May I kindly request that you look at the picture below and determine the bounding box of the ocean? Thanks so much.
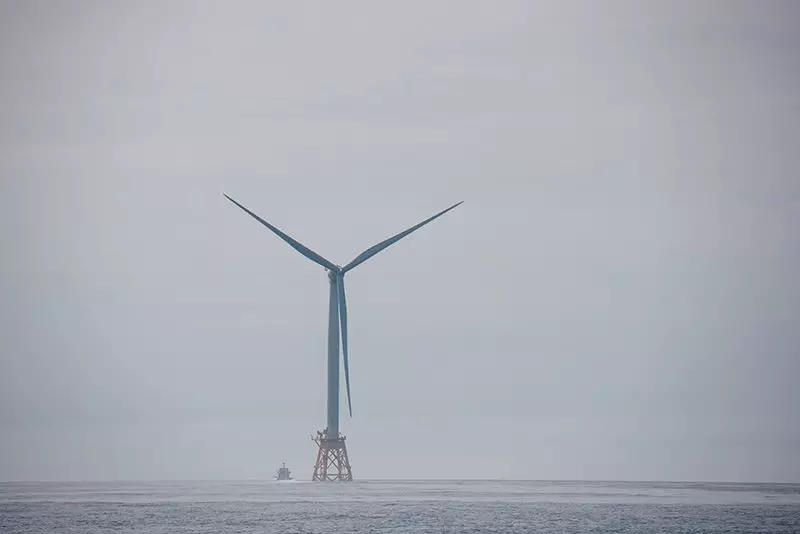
[1,480,799,533]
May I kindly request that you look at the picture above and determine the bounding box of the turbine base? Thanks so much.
[311,429,353,482]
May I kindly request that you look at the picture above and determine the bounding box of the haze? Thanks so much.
[1,1,798,482]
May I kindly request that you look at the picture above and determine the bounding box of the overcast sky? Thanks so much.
[1,1,798,482]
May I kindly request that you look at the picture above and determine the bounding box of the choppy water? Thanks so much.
[2,480,799,533]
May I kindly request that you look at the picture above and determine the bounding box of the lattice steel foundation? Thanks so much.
[311,429,353,482]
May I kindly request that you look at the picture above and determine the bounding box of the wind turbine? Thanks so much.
[224,194,462,481]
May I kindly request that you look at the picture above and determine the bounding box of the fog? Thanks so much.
[1,1,798,482]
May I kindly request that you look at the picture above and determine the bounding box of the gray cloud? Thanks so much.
[1,0,798,482]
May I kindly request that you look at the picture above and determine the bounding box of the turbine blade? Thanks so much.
[224,194,338,271]
[337,274,353,417]
[342,201,463,273]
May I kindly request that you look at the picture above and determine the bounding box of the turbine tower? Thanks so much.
[224,194,462,481]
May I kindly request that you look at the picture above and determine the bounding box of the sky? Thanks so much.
[1,0,798,482]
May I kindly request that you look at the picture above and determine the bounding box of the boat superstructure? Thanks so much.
[275,462,293,481]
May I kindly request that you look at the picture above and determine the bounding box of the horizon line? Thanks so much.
[2,477,798,485]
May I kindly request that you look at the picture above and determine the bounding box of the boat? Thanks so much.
[275,462,293,481]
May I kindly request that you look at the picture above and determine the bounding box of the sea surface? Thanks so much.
[1,480,799,533]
